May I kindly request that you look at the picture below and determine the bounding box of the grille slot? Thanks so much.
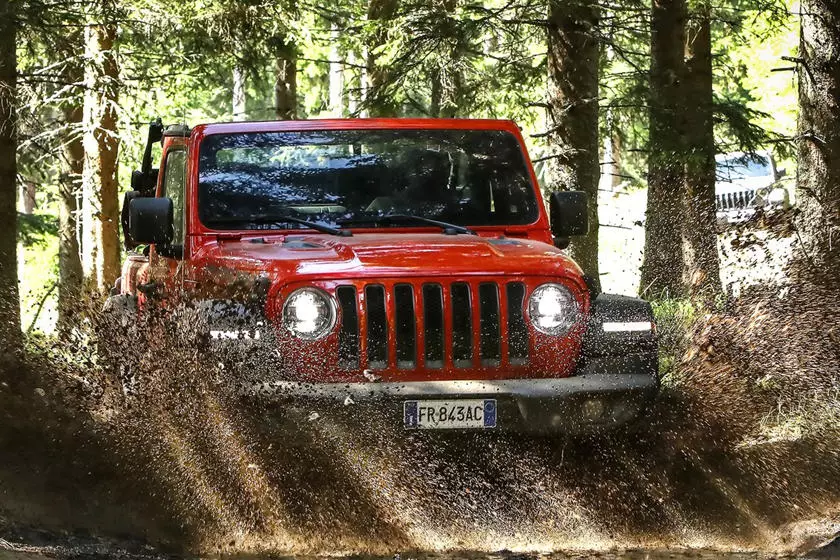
[394,284,416,368]
[423,284,445,368]
[506,282,528,363]
[365,285,388,369]
[478,283,501,365]
[719,191,752,211]
[450,283,472,367]
[336,286,359,368]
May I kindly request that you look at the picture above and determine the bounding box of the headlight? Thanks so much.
[282,288,337,340]
[528,283,580,335]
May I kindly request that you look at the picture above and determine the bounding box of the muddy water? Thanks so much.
[2,380,839,558]
[4,267,840,559]
[82,383,839,557]
[0,546,808,560]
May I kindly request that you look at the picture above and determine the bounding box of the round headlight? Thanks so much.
[528,283,580,336]
[282,288,337,340]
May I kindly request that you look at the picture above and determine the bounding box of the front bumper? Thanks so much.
[238,355,658,434]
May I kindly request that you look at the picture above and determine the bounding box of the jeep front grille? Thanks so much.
[716,190,754,210]
[334,280,530,371]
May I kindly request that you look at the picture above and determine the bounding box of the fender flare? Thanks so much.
[581,293,658,377]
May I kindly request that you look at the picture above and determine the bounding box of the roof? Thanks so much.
[191,118,522,138]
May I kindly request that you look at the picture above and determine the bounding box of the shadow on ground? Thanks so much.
[1,258,839,557]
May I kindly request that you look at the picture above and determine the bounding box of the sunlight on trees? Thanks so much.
[4,0,824,334]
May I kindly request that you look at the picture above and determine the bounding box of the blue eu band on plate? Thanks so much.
[404,399,497,429]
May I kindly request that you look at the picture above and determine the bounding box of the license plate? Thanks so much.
[403,399,497,430]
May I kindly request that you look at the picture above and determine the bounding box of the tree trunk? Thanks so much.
[58,103,85,332]
[359,49,369,117]
[426,0,463,118]
[347,49,360,115]
[274,39,297,120]
[640,0,687,299]
[232,64,247,121]
[438,0,463,118]
[57,33,85,331]
[430,69,442,117]
[328,23,344,116]
[0,0,20,353]
[443,78,464,117]
[682,4,721,302]
[82,5,121,294]
[796,0,840,277]
[546,0,601,291]
[366,0,399,117]
[437,66,464,119]
[20,182,35,214]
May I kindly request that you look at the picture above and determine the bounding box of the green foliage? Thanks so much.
[12,0,801,330]
[17,213,59,334]
[652,298,698,385]
[17,212,58,247]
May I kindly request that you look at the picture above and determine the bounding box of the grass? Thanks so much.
[738,392,840,447]
[651,298,699,386]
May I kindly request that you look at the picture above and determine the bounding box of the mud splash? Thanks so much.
[1,226,839,557]
[2,347,838,557]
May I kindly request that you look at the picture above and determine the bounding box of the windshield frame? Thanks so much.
[186,119,549,238]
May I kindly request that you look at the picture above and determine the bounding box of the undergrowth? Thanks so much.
[651,298,698,386]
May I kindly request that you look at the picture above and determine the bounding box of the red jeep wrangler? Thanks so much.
[110,118,658,434]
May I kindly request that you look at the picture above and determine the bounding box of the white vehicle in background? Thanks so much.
[715,150,791,224]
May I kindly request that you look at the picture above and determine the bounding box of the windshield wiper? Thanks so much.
[339,214,476,235]
[208,213,351,237]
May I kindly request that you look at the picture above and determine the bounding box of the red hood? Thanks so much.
[189,232,585,287]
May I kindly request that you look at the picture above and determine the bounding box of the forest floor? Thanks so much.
[1,213,839,559]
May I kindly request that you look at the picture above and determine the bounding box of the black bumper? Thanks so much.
[234,292,659,434]
[238,354,658,434]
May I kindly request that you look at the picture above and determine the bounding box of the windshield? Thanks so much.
[716,155,772,181]
[197,129,539,230]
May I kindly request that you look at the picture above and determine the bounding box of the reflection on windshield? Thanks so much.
[197,129,539,230]
[716,155,771,181]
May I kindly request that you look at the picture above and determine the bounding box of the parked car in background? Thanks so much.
[715,150,791,224]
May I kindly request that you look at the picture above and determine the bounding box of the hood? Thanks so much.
[190,232,584,285]
[716,175,775,194]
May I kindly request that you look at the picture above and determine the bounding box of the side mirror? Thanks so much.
[122,190,142,249]
[549,191,589,242]
[776,167,787,179]
[128,197,173,245]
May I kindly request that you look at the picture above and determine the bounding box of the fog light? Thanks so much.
[610,401,629,422]
[581,398,605,421]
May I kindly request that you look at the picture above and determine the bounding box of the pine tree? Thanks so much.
[58,88,85,330]
[682,1,721,302]
[796,0,840,277]
[366,0,400,117]
[81,0,121,293]
[640,0,687,298]
[274,37,297,119]
[545,0,601,290]
[0,0,20,353]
